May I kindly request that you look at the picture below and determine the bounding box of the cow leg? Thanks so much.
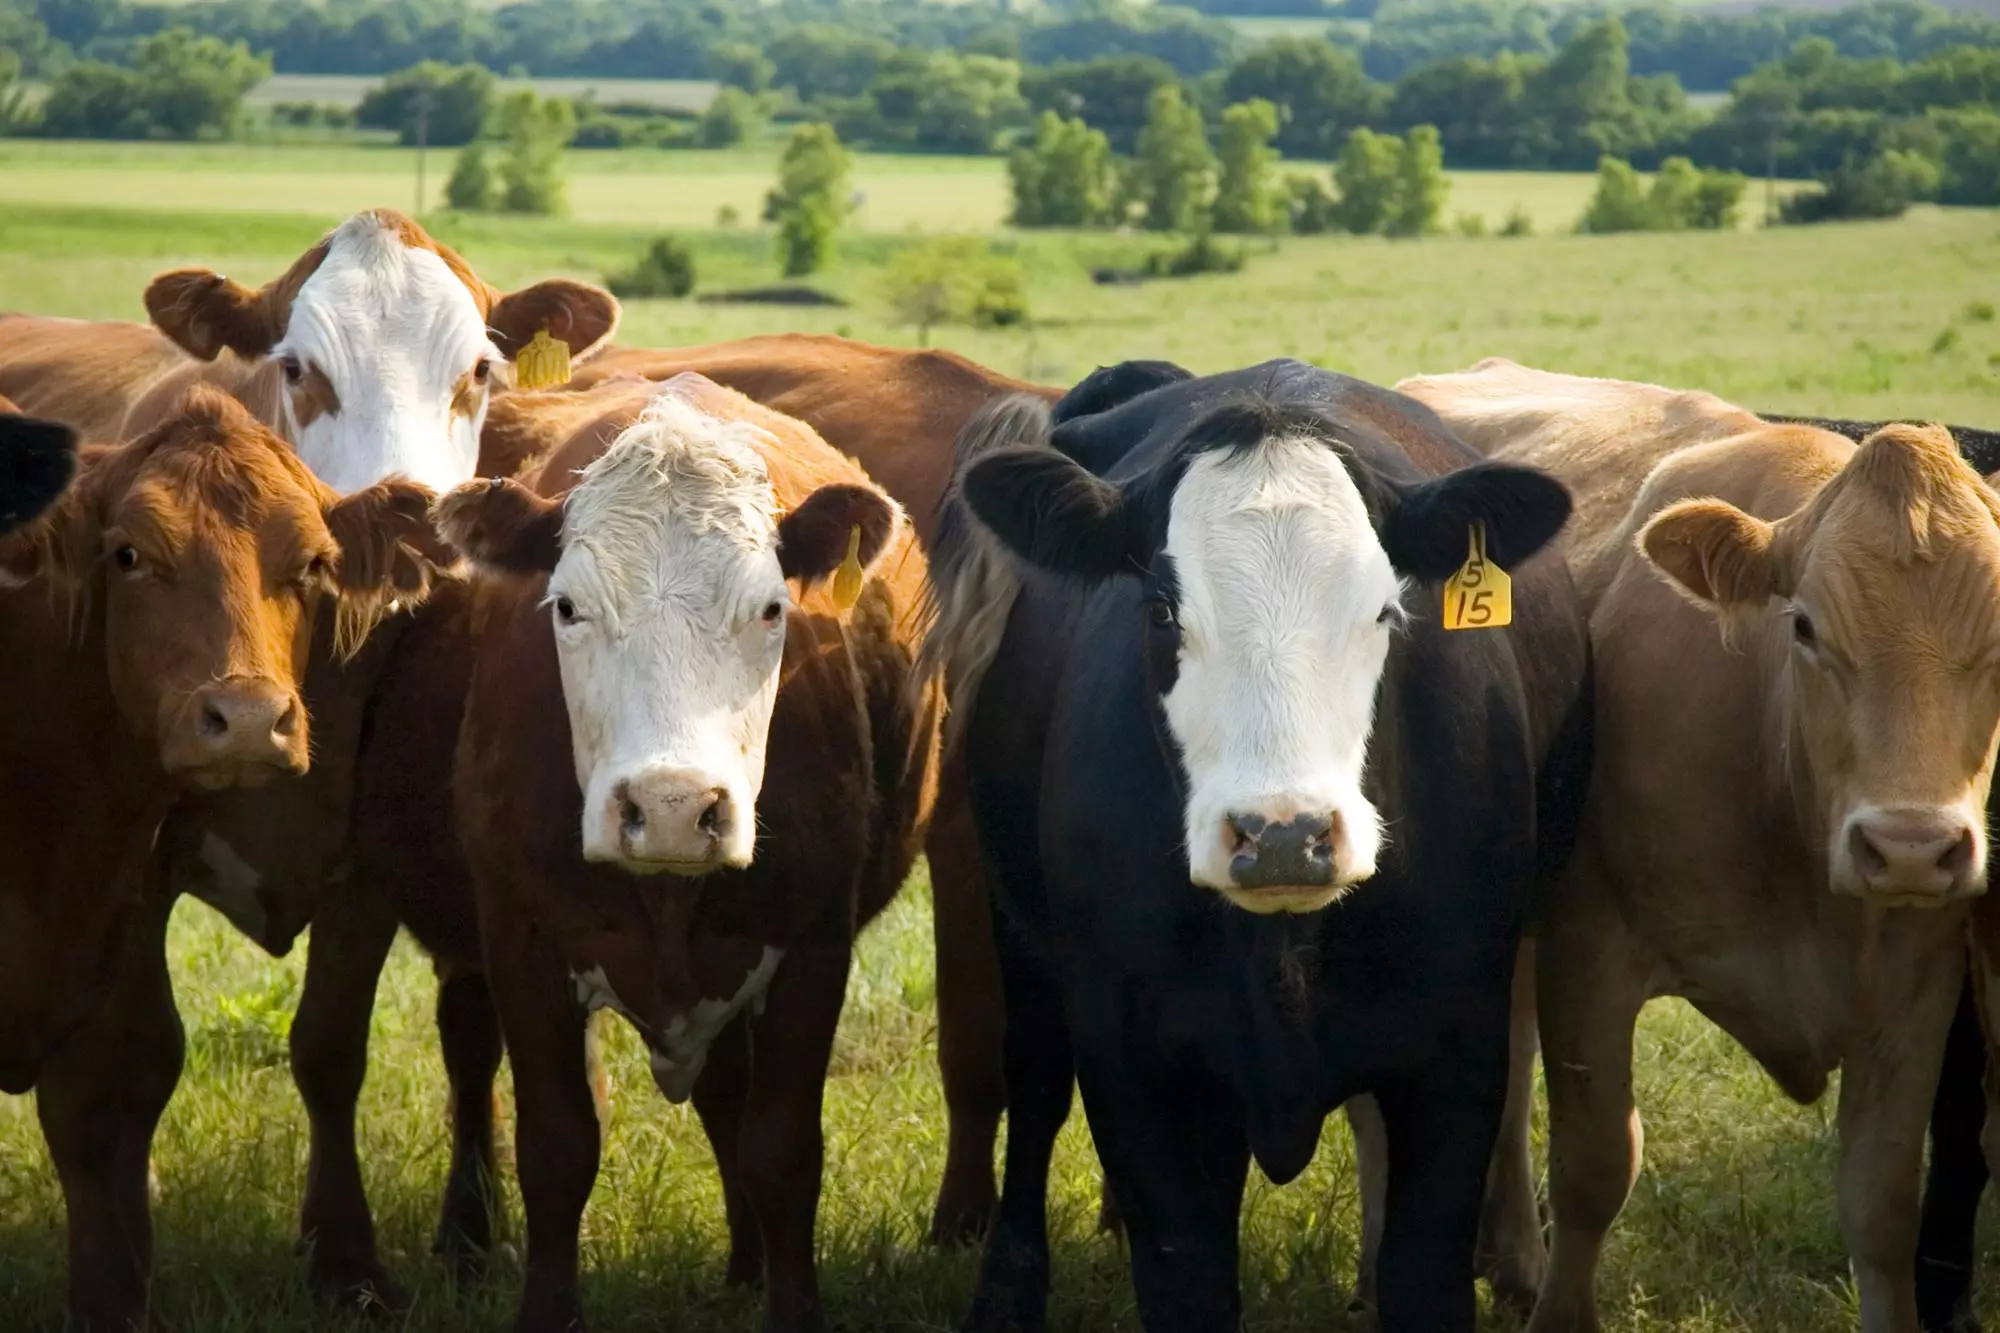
[36,882,182,1333]
[1915,978,1986,1333]
[927,767,1006,1247]
[741,943,850,1333]
[1371,1033,1513,1333]
[1479,938,1547,1314]
[691,1015,761,1288]
[1839,940,1965,1333]
[487,925,601,1333]
[1069,1048,1248,1333]
[1530,890,1651,1333]
[291,881,405,1312]
[962,926,1074,1333]
[434,963,506,1285]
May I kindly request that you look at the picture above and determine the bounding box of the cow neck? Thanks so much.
[1772,634,1831,889]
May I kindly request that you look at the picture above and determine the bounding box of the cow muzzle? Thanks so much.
[1204,806,1371,915]
[161,679,307,789]
[588,767,748,875]
[1836,805,1986,905]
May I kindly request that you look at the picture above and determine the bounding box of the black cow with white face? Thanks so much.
[924,358,1591,1333]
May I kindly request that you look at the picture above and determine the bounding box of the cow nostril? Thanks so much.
[272,696,300,739]
[616,783,645,839]
[200,701,230,738]
[1941,829,1975,878]
[1849,824,1889,878]
[697,790,726,838]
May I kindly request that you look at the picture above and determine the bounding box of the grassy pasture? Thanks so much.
[0,158,1998,1331]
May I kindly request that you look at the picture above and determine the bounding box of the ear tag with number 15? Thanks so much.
[1441,523,1512,631]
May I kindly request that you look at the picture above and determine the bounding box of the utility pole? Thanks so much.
[414,84,433,215]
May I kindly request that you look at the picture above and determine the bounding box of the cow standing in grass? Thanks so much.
[924,359,1589,1333]
[1401,359,2000,1333]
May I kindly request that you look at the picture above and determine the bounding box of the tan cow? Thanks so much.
[0,209,619,494]
[0,386,445,1331]
[1398,358,2000,1333]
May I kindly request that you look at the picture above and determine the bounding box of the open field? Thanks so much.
[0,165,1998,1330]
[248,73,721,112]
[0,140,1805,236]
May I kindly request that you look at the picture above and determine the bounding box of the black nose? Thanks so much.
[1226,812,1339,889]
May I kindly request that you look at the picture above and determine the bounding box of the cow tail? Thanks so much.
[913,392,1053,747]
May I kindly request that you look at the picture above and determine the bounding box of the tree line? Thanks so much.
[5,0,1997,95]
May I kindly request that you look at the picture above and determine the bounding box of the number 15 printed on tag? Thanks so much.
[1441,523,1513,631]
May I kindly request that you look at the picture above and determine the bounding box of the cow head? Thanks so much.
[436,393,898,874]
[964,397,1570,914]
[1643,423,2000,906]
[1,387,446,789]
[144,210,620,496]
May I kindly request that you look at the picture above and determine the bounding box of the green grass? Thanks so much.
[1,158,1999,1330]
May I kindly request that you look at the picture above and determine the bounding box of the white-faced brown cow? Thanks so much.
[0,387,443,1331]
[1398,358,2000,1333]
[430,374,940,1333]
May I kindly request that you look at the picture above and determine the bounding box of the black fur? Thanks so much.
[1763,412,2000,477]
[1053,360,1195,427]
[964,446,1135,581]
[1381,463,1574,582]
[0,415,78,538]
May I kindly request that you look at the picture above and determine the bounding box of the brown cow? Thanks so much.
[1399,359,2000,1333]
[0,400,77,538]
[0,386,443,1331]
[425,374,939,1332]
[0,209,619,495]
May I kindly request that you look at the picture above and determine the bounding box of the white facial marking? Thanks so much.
[1163,437,1402,911]
[551,392,790,873]
[647,946,785,1103]
[274,214,496,495]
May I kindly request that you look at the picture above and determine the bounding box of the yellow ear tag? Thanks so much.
[514,328,573,390]
[831,525,865,611]
[1441,522,1513,630]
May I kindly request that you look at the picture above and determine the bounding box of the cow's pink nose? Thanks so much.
[600,769,736,874]
[1847,809,1980,900]
[166,679,305,784]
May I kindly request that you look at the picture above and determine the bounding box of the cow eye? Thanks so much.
[279,354,304,386]
[1148,599,1176,627]
[296,555,330,588]
[1377,602,1398,626]
[114,545,140,573]
[554,595,580,625]
[760,600,784,625]
[473,359,493,384]
[1793,611,1817,647]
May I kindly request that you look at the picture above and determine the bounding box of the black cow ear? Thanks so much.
[1381,463,1571,581]
[964,446,1138,582]
[1052,360,1194,425]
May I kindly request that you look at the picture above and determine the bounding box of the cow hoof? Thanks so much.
[308,1259,410,1320]
[927,1200,992,1249]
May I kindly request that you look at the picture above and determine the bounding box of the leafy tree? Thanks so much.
[1212,98,1282,234]
[1782,147,1940,222]
[1009,110,1119,227]
[1389,53,1533,168]
[708,41,773,94]
[698,85,766,148]
[767,25,894,104]
[38,26,268,140]
[849,50,1027,154]
[765,122,852,277]
[1578,156,1653,232]
[1021,6,1238,77]
[1022,54,1179,153]
[492,89,574,215]
[1131,82,1216,232]
[1332,127,1403,233]
[0,50,33,135]
[446,142,498,210]
[1286,173,1339,233]
[607,235,697,299]
[884,237,1028,345]
[1581,154,1748,231]
[1388,123,1448,235]
[356,62,495,147]
[1223,37,1381,159]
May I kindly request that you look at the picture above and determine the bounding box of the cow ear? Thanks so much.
[777,483,899,585]
[1640,498,1778,613]
[1052,359,1193,425]
[963,445,1139,582]
[488,281,622,367]
[432,477,564,575]
[0,441,117,592]
[0,415,78,540]
[1381,462,1572,581]
[145,269,280,361]
[324,478,453,654]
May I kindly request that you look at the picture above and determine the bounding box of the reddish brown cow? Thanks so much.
[0,387,442,1331]
[426,374,940,1332]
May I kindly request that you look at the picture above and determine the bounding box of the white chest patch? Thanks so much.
[648,946,786,1103]
[178,833,270,943]
[570,965,632,1019]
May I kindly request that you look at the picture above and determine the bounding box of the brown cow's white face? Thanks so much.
[1644,424,2000,906]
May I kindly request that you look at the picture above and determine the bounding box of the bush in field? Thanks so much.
[1782,148,1941,223]
[1500,204,1536,236]
[1285,174,1339,234]
[1327,125,1448,236]
[883,237,1028,345]
[355,62,494,147]
[1009,110,1119,227]
[0,51,33,135]
[606,236,698,299]
[1581,155,1748,232]
[699,86,767,148]
[1145,229,1246,277]
[40,27,268,141]
[446,141,499,210]
[493,89,575,215]
[1389,124,1448,236]
[1130,83,1216,233]
[1212,98,1282,235]
[766,123,852,277]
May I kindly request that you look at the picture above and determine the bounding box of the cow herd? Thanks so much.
[0,206,1997,1333]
